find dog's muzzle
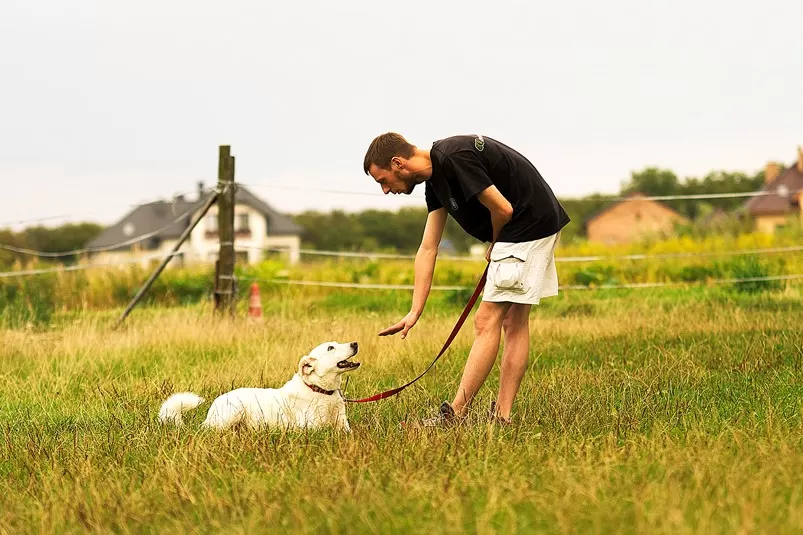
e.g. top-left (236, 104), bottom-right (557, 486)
top-left (338, 342), bottom-right (360, 369)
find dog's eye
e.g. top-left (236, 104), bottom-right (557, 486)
top-left (327, 345), bottom-right (334, 351)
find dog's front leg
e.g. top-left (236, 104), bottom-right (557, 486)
top-left (336, 406), bottom-right (351, 433)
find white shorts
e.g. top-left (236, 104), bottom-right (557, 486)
top-left (483, 232), bottom-right (561, 305)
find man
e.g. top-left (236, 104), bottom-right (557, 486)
top-left (363, 133), bottom-right (570, 425)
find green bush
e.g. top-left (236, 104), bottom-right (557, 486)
top-left (572, 264), bottom-right (619, 287)
top-left (724, 256), bottom-right (783, 294)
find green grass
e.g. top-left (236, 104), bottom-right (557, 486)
top-left (1, 285), bottom-right (802, 533)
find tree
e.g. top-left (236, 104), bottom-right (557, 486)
top-left (0, 229), bottom-right (24, 268)
top-left (621, 168), bottom-right (681, 197)
top-left (294, 210), bottom-right (367, 251)
top-left (620, 167), bottom-right (765, 221)
top-left (558, 194), bottom-right (618, 244)
top-left (0, 222), bottom-right (104, 267)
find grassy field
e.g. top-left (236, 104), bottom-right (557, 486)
top-left (1, 284), bottom-right (802, 533)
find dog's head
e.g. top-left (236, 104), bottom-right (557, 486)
top-left (298, 341), bottom-right (360, 391)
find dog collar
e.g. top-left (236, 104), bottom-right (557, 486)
top-left (304, 381), bottom-right (336, 396)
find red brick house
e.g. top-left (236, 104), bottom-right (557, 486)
top-left (744, 148), bottom-right (803, 233)
top-left (586, 193), bottom-right (689, 244)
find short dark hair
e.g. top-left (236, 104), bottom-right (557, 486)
top-left (363, 133), bottom-right (416, 175)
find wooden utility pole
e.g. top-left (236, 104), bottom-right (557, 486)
top-left (215, 145), bottom-right (237, 314)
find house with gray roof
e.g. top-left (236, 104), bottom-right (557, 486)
top-left (86, 183), bottom-right (303, 267)
top-left (744, 148), bottom-right (803, 233)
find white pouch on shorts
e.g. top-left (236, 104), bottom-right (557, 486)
top-left (489, 243), bottom-right (530, 293)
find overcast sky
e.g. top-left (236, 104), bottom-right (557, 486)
top-left (1, 0), bottom-right (801, 228)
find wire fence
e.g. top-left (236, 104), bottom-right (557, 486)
top-left (235, 244), bottom-right (803, 263)
top-left (2, 185), bottom-right (801, 295)
top-left (239, 273), bottom-right (803, 292)
top-left (3, 245), bottom-right (800, 295)
top-left (0, 253), bottom-right (183, 279)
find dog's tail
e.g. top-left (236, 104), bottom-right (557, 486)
top-left (158, 392), bottom-right (205, 426)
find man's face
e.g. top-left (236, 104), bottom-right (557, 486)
top-left (369, 159), bottom-right (416, 195)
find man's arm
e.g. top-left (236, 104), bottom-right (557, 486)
top-left (410, 207), bottom-right (447, 319)
top-left (476, 185), bottom-right (514, 259)
top-left (378, 208), bottom-right (447, 337)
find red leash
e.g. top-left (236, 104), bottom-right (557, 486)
top-left (344, 265), bottom-right (488, 403)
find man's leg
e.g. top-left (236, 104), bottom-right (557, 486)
top-left (450, 301), bottom-right (511, 417)
top-left (494, 303), bottom-right (532, 420)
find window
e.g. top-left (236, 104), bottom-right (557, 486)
top-left (236, 213), bottom-right (250, 232)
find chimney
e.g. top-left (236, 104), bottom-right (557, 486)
top-left (765, 162), bottom-right (781, 184)
top-left (198, 181), bottom-right (205, 200)
top-left (798, 146), bottom-right (803, 174)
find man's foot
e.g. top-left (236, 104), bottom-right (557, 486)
top-left (489, 400), bottom-right (512, 426)
top-left (420, 401), bottom-right (460, 427)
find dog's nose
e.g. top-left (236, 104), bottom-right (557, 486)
top-left (350, 342), bottom-right (358, 350)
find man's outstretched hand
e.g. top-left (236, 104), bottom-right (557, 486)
top-left (378, 311), bottom-right (420, 339)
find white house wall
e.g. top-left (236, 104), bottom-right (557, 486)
top-left (264, 235), bottom-right (301, 264)
top-left (86, 248), bottom-right (184, 269)
top-left (189, 203), bottom-right (300, 265)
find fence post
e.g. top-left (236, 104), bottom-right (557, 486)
top-left (215, 145), bottom-right (236, 314)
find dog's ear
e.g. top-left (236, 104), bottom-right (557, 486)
top-left (299, 355), bottom-right (316, 378)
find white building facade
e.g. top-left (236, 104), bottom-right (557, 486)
top-left (86, 185), bottom-right (303, 269)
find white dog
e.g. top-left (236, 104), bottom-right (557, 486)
top-left (158, 341), bottom-right (360, 432)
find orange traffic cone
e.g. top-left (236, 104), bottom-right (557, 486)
top-left (248, 283), bottom-right (263, 320)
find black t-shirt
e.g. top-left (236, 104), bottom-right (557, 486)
top-left (424, 135), bottom-right (570, 243)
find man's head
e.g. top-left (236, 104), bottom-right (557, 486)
top-left (363, 132), bottom-right (431, 195)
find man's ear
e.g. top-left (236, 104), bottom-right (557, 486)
top-left (391, 156), bottom-right (403, 170)
top-left (299, 356), bottom-right (316, 378)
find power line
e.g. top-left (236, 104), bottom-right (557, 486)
top-left (240, 180), bottom-right (797, 202)
top-left (597, 190), bottom-right (799, 202)
top-left (3, 181), bottom-right (794, 230)
top-left (240, 181), bottom-right (425, 198)
top-left (0, 213), bottom-right (101, 228)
